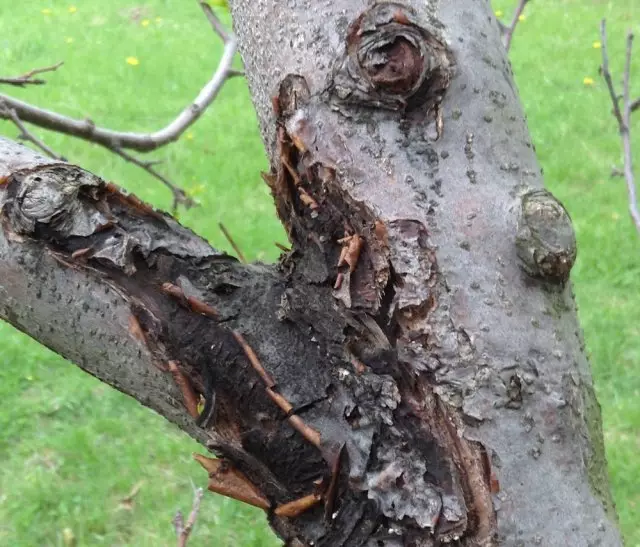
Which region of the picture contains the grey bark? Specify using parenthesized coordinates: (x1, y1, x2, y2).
(0, 1, 621, 546)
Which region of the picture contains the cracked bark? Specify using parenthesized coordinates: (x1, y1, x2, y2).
(0, 1, 621, 546)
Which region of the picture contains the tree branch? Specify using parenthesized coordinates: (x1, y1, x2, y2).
(0, 6, 236, 153)
(218, 222, 246, 262)
(600, 21, 626, 129)
(0, 102, 63, 160)
(111, 146, 194, 212)
(600, 20, 640, 234)
(0, 61, 64, 87)
(0, 136, 376, 546)
(0, 0, 623, 543)
(174, 487, 204, 547)
(0, 3, 238, 208)
(500, 0, 530, 52)
(200, 1, 231, 42)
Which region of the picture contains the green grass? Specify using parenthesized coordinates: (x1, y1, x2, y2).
(0, 0, 638, 545)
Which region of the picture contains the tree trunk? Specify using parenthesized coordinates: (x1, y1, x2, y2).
(0, 1, 621, 546)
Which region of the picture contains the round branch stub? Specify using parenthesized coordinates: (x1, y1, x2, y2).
(516, 189, 577, 283)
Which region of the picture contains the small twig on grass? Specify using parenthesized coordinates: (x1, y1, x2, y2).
(600, 20, 640, 235)
(173, 487, 204, 547)
(0, 102, 62, 160)
(0, 61, 64, 87)
(0, 1, 240, 208)
(118, 480, 144, 511)
(500, 0, 530, 52)
(611, 166, 624, 178)
(219, 222, 246, 262)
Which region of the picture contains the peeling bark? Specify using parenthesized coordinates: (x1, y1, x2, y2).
(0, 0, 622, 546)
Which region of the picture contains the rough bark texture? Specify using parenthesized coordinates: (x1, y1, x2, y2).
(230, 0, 620, 544)
(0, 1, 621, 546)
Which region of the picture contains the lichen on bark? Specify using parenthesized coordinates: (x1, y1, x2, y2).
(582, 384, 618, 522)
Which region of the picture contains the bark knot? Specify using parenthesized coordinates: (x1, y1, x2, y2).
(329, 2, 454, 112)
(1, 165, 106, 237)
(515, 189, 577, 283)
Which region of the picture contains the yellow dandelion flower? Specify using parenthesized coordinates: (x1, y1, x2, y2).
(593, 41, 602, 49)
(65, 37, 74, 44)
(186, 132, 194, 141)
(62, 528, 75, 546)
(141, 19, 150, 27)
(583, 77, 594, 86)
(188, 183, 206, 197)
(68, 5, 77, 13)
(41, 8, 52, 15)
(518, 14, 526, 21)
(126, 56, 140, 66)
(495, 10, 503, 18)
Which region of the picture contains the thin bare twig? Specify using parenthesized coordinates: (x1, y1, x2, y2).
(631, 97, 640, 113)
(501, 0, 530, 52)
(275, 242, 291, 252)
(200, 1, 230, 41)
(0, 102, 62, 159)
(219, 222, 246, 262)
(113, 147, 195, 213)
(172, 510, 184, 537)
(0, 10, 236, 152)
(0, 61, 64, 87)
(600, 21, 626, 129)
(173, 487, 204, 547)
(600, 20, 640, 234)
(0, 1, 239, 208)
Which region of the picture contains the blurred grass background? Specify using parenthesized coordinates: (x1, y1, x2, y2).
(0, 0, 637, 545)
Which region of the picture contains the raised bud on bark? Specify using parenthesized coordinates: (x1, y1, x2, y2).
(516, 189, 577, 283)
(328, 2, 453, 111)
